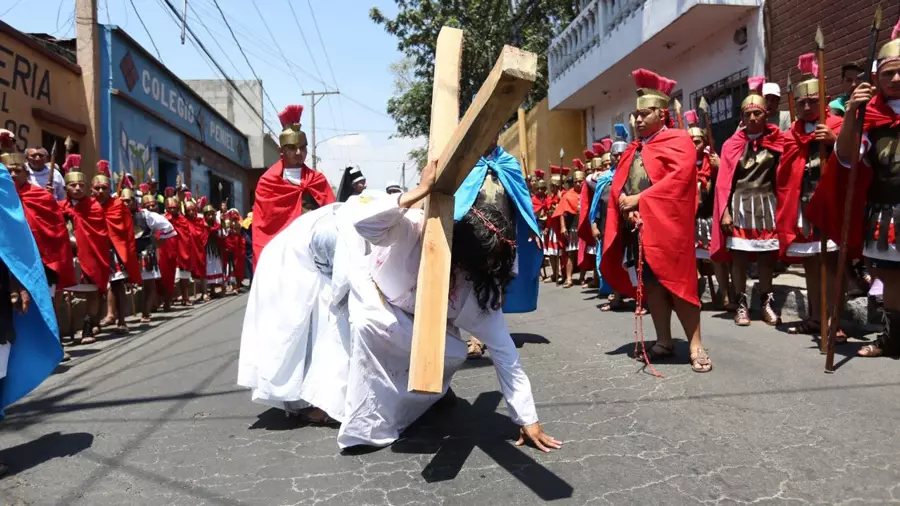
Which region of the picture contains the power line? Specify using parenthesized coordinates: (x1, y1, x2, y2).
(286, 0, 326, 86)
(128, 0, 162, 60)
(156, 0, 277, 138)
(250, 0, 307, 95)
(210, 0, 282, 119)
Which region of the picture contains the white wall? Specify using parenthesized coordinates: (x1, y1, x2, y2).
(584, 8, 765, 142)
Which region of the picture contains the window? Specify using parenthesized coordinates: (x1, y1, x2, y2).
(689, 68, 749, 149)
(41, 130, 80, 167)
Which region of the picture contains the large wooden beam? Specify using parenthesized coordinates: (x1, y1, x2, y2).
(433, 45, 538, 193)
(407, 27, 462, 394)
(408, 39, 538, 394)
(517, 107, 529, 178)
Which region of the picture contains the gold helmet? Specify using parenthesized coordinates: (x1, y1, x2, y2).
(794, 53, 820, 101)
(63, 154, 85, 184)
(120, 188, 135, 200)
(688, 127, 706, 140)
(0, 152, 26, 167)
(202, 204, 216, 214)
(278, 105, 308, 147)
(633, 69, 676, 110)
(742, 76, 768, 113)
(92, 160, 112, 187)
(142, 194, 156, 206)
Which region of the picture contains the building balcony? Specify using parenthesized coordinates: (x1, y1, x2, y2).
(548, 0, 760, 110)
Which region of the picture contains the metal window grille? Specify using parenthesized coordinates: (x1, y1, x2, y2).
(689, 68, 749, 149)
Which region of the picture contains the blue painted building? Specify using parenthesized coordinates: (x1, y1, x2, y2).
(97, 26, 251, 213)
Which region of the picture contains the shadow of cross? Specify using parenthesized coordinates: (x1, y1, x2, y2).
(391, 391, 574, 501)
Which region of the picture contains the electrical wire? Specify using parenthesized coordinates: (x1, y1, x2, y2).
(128, 0, 163, 61)
(249, 0, 307, 95)
(211, 0, 282, 119)
(156, 0, 277, 137)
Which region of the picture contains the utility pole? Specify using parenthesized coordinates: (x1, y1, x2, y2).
(400, 162, 406, 191)
(301, 90, 340, 169)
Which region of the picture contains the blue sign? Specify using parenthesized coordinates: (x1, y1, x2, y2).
(105, 27, 250, 167)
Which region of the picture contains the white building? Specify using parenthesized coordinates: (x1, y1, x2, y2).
(549, 0, 764, 148)
(185, 79, 280, 170)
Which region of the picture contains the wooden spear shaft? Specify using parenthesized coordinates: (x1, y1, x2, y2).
(815, 27, 829, 355)
(826, 5, 882, 373)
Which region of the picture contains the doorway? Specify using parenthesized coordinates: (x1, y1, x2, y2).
(158, 157, 179, 191)
(209, 172, 234, 209)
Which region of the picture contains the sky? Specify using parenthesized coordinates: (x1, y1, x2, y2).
(3, 0, 423, 191)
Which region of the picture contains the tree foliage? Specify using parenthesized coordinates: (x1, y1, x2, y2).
(371, 0, 577, 140)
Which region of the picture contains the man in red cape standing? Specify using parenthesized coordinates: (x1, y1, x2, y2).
(252, 104, 335, 267)
(164, 197, 196, 307)
(808, 27, 900, 358)
(59, 155, 110, 344)
(92, 160, 142, 334)
(711, 77, 784, 328)
(551, 164, 582, 288)
(775, 53, 843, 339)
(4, 153, 76, 297)
(185, 200, 208, 303)
(600, 69, 711, 373)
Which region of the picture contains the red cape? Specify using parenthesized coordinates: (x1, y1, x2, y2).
(224, 232, 246, 281)
(101, 197, 142, 284)
(550, 188, 579, 232)
(806, 95, 895, 258)
(710, 125, 785, 262)
(188, 217, 208, 279)
(165, 212, 196, 274)
(600, 129, 700, 306)
(156, 228, 177, 296)
(775, 114, 843, 258)
(17, 183, 76, 288)
(60, 197, 111, 293)
(697, 152, 716, 187)
(576, 183, 595, 270)
(531, 194, 546, 216)
(251, 161, 335, 268)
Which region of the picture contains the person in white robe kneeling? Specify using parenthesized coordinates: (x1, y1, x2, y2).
(239, 160, 561, 452)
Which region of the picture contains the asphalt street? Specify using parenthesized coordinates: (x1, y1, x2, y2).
(1, 283, 899, 506)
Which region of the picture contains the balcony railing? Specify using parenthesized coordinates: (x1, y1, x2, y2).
(548, 0, 646, 82)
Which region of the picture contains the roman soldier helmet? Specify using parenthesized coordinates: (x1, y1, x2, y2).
(611, 123, 629, 155)
(688, 127, 706, 141)
(202, 204, 215, 214)
(877, 17, 900, 67)
(633, 68, 677, 111)
(0, 152, 26, 168)
(93, 160, 111, 187)
(742, 77, 768, 112)
(572, 159, 586, 181)
(164, 197, 180, 209)
(794, 53, 820, 101)
(684, 110, 700, 128)
(278, 104, 307, 148)
(120, 188, 135, 200)
(598, 139, 613, 165)
(142, 194, 156, 206)
(533, 169, 546, 189)
(63, 154, 85, 184)
(582, 150, 595, 171)
(550, 165, 562, 186)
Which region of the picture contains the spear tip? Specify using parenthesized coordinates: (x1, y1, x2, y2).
(698, 96, 709, 112)
(786, 68, 793, 88)
(815, 26, 824, 50)
(875, 3, 883, 29)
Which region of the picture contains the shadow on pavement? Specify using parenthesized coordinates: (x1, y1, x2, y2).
(390, 391, 574, 501)
(511, 333, 551, 348)
(0, 432, 94, 478)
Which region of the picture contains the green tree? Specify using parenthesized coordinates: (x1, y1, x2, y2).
(371, 0, 576, 141)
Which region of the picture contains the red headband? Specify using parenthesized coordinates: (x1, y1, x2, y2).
(469, 208, 516, 248)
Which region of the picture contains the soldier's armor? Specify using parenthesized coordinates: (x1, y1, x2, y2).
(797, 136, 829, 238)
(729, 142, 779, 232)
(133, 210, 158, 273)
(864, 125, 900, 250)
(624, 150, 652, 268)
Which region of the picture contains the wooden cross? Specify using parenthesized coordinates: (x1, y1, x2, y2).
(408, 27, 538, 394)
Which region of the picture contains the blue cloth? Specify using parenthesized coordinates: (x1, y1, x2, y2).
(454, 147, 542, 313)
(0, 165, 62, 417)
(589, 168, 616, 296)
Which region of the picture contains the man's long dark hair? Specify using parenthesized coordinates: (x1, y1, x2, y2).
(451, 203, 517, 313)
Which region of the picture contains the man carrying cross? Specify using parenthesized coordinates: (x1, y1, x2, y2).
(600, 69, 711, 373)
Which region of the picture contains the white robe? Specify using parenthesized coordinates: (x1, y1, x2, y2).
(237, 200, 367, 422)
(238, 193, 539, 449)
(338, 196, 538, 448)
